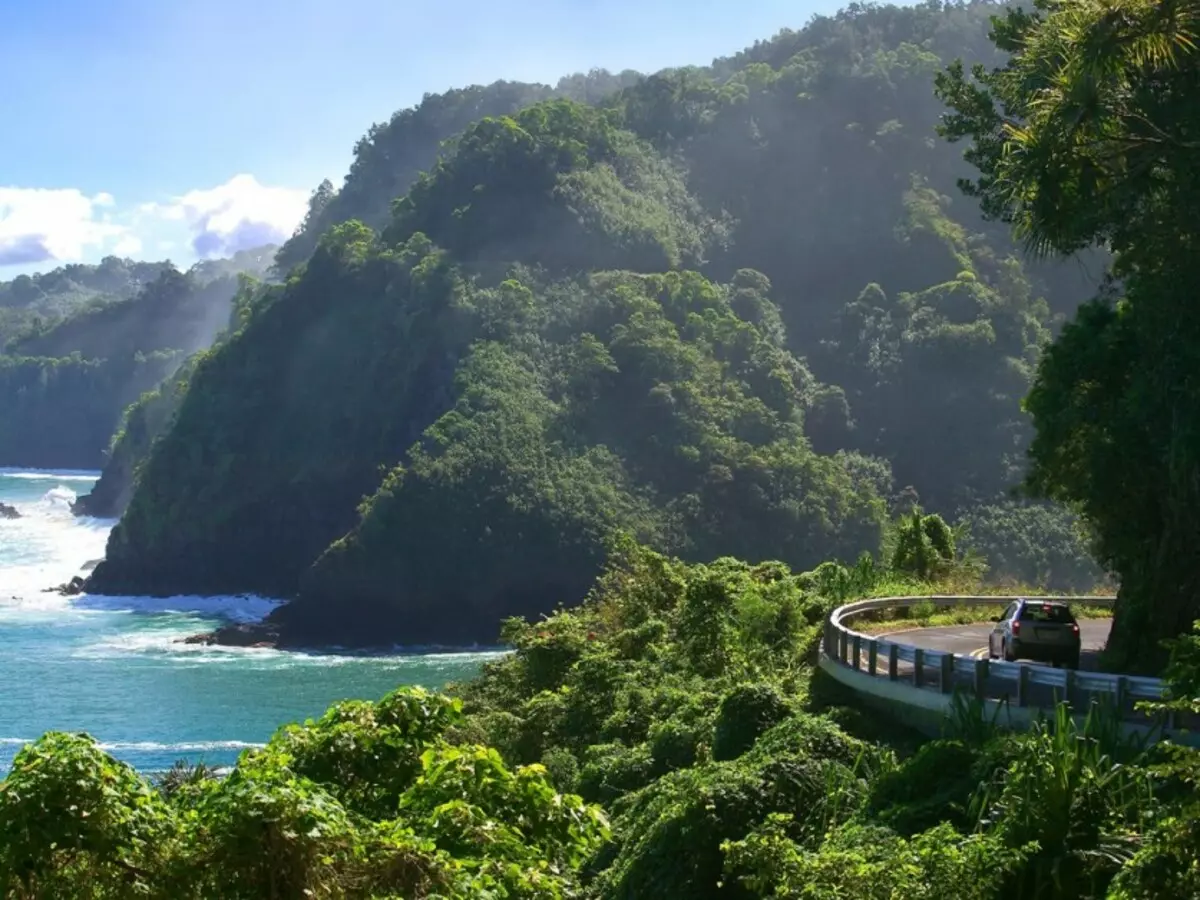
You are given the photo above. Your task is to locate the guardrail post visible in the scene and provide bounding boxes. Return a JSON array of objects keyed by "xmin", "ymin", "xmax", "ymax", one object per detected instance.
[
  {"xmin": 913, "ymin": 649, "xmax": 925, "ymax": 688},
  {"xmin": 1114, "ymin": 676, "xmax": 1127, "ymax": 715},
  {"xmin": 888, "ymin": 645, "xmax": 898, "ymax": 681},
  {"xmin": 940, "ymin": 654, "xmax": 954, "ymax": 694},
  {"xmin": 852, "ymin": 635, "xmax": 862, "ymax": 670},
  {"xmin": 1017, "ymin": 666, "xmax": 1030, "ymax": 707},
  {"xmin": 868, "ymin": 640, "xmax": 878, "ymax": 676},
  {"xmin": 1063, "ymin": 669, "xmax": 1077, "ymax": 709},
  {"xmin": 974, "ymin": 658, "xmax": 989, "ymax": 700}
]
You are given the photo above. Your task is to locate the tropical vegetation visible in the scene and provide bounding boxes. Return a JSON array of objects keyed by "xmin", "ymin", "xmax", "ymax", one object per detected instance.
[
  {"xmin": 936, "ymin": 0, "xmax": 1200, "ymax": 671},
  {"xmin": 2, "ymin": 545, "xmax": 1196, "ymax": 898},
  {"xmin": 82, "ymin": 1, "xmax": 1108, "ymax": 649},
  {"xmin": 4, "ymin": 0, "xmax": 1200, "ymax": 895},
  {"xmin": 0, "ymin": 249, "xmax": 275, "ymax": 471}
]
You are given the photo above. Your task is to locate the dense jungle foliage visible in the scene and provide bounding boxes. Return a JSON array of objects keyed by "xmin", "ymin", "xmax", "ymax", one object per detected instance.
[
  {"xmin": 0, "ymin": 257, "xmax": 170, "ymax": 348},
  {"xmin": 271, "ymin": 71, "xmax": 642, "ymax": 274},
  {"xmin": 0, "ymin": 248, "xmax": 275, "ymax": 471},
  {"xmin": 4, "ymin": 545, "xmax": 1197, "ymax": 898},
  {"xmin": 936, "ymin": 0, "xmax": 1200, "ymax": 671},
  {"xmin": 85, "ymin": 0, "xmax": 1109, "ymax": 646},
  {"xmin": 6, "ymin": 1, "xmax": 1200, "ymax": 895}
]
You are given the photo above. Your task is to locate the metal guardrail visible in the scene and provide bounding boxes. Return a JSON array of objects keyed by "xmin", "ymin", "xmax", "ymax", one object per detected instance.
[{"xmin": 821, "ymin": 595, "xmax": 1181, "ymax": 725}]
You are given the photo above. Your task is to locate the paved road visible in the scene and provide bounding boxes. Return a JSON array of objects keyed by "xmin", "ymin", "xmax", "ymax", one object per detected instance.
[{"xmin": 887, "ymin": 619, "xmax": 1112, "ymax": 670}]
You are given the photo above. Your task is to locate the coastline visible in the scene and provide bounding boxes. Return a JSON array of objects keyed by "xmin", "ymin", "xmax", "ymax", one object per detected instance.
[{"xmin": 176, "ymin": 616, "xmax": 508, "ymax": 656}]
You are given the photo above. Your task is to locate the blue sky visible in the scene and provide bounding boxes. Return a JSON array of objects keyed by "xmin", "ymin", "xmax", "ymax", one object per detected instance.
[{"xmin": 0, "ymin": 0, "xmax": 848, "ymax": 275}]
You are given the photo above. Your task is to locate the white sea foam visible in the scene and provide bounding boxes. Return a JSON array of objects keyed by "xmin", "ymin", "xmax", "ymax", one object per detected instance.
[
  {"xmin": 73, "ymin": 592, "xmax": 283, "ymax": 622},
  {"xmin": 0, "ymin": 737, "xmax": 263, "ymax": 751},
  {"xmin": 1, "ymin": 479, "xmax": 281, "ymax": 626},
  {"xmin": 0, "ymin": 468, "xmax": 100, "ymax": 481}
]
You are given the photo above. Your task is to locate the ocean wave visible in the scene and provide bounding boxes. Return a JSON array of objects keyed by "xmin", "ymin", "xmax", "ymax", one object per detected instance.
[
  {"xmin": 73, "ymin": 592, "xmax": 284, "ymax": 622},
  {"xmin": 75, "ymin": 627, "xmax": 508, "ymax": 667},
  {"xmin": 0, "ymin": 469, "xmax": 100, "ymax": 482},
  {"xmin": 0, "ymin": 490, "xmax": 115, "ymax": 597},
  {"xmin": 0, "ymin": 737, "xmax": 263, "ymax": 751}
]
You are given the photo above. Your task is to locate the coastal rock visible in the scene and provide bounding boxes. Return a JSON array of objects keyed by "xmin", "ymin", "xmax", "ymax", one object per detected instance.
[
  {"xmin": 179, "ymin": 621, "xmax": 279, "ymax": 649},
  {"xmin": 0, "ymin": 502, "xmax": 20, "ymax": 519},
  {"xmin": 44, "ymin": 575, "xmax": 86, "ymax": 596}
]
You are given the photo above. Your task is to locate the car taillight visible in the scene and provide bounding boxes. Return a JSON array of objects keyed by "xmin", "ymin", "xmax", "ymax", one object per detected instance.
[
  {"xmin": 1012, "ymin": 620, "xmax": 1021, "ymax": 635},
  {"xmin": 1071, "ymin": 623, "xmax": 1079, "ymax": 634}
]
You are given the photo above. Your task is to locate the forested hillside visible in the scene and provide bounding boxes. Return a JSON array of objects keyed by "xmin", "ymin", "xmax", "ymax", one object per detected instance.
[
  {"xmin": 4, "ymin": 2, "xmax": 1198, "ymax": 897},
  {"xmin": 88, "ymin": 0, "xmax": 1106, "ymax": 644},
  {"xmin": 0, "ymin": 248, "xmax": 276, "ymax": 471},
  {"xmin": 272, "ymin": 71, "xmax": 642, "ymax": 274},
  {"xmin": 0, "ymin": 256, "xmax": 170, "ymax": 348},
  {"xmin": 9, "ymin": 547, "xmax": 1199, "ymax": 898}
]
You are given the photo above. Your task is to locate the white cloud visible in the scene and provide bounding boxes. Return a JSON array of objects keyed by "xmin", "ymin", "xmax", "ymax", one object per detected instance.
[
  {"xmin": 0, "ymin": 187, "xmax": 127, "ymax": 267},
  {"xmin": 112, "ymin": 235, "xmax": 143, "ymax": 256},
  {"xmin": 147, "ymin": 174, "xmax": 308, "ymax": 258}
]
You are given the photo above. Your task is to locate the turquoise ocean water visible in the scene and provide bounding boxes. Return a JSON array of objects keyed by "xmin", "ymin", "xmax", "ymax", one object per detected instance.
[{"xmin": 0, "ymin": 470, "xmax": 502, "ymax": 773}]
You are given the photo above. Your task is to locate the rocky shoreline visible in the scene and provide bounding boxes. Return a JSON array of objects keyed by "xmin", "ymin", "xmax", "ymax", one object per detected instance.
[
  {"xmin": 0, "ymin": 502, "xmax": 20, "ymax": 519},
  {"xmin": 46, "ymin": 575, "xmax": 86, "ymax": 596},
  {"xmin": 178, "ymin": 621, "xmax": 281, "ymax": 650}
]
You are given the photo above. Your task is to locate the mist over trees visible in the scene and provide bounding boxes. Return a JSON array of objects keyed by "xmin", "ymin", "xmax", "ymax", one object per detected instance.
[
  {"xmin": 3, "ymin": 4, "xmax": 1198, "ymax": 897},
  {"xmin": 937, "ymin": 0, "xmax": 1200, "ymax": 671},
  {"xmin": 0, "ymin": 248, "xmax": 277, "ymax": 470},
  {"xmin": 83, "ymin": 0, "xmax": 1109, "ymax": 644}
]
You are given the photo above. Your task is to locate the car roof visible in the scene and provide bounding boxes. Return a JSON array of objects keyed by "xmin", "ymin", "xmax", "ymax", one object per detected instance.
[{"xmin": 1018, "ymin": 598, "xmax": 1071, "ymax": 606}]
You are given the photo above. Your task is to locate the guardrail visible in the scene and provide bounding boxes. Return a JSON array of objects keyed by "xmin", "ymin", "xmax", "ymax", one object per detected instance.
[{"xmin": 821, "ymin": 595, "xmax": 1187, "ymax": 728}]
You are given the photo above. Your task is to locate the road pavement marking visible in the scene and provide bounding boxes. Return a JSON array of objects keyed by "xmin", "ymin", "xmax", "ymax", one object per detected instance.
[{"xmin": 970, "ymin": 647, "xmax": 989, "ymax": 659}]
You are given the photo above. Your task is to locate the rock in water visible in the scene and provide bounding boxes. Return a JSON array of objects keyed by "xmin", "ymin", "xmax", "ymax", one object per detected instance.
[
  {"xmin": 42, "ymin": 576, "xmax": 86, "ymax": 595},
  {"xmin": 0, "ymin": 503, "xmax": 20, "ymax": 519},
  {"xmin": 177, "ymin": 621, "xmax": 279, "ymax": 649}
]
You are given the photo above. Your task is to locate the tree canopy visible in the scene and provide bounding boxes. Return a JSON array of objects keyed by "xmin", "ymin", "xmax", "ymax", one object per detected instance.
[
  {"xmin": 81, "ymin": 1, "xmax": 1116, "ymax": 643},
  {"xmin": 936, "ymin": 0, "xmax": 1200, "ymax": 671},
  {"xmin": 0, "ymin": 249, "xmax": 276, "ymax": 471}
]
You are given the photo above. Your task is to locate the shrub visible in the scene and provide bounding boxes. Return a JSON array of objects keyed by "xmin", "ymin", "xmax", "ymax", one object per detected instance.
[
  {"xmin": 595, "ymin": 754, "xmax": 864, "ymax": 898},
  {"xmin": 649, "ymin": 719, "xmax": 703, "ymax": 775},
  {"xmin": 0, "ymin": 733, "xmax": 176, "ymax": 897},
  {"xmin": 867, "ymin": 739, "xmax": 980, "ymax": 834},
  {"xmin": 268, "ymin": 686, "xmax": 462, "ymax": 819},
  {"xmin": 713, "ymin": 683, "xmax": 792, "ymax": 762},
  {"xmin": 577, "ymin": 742, "xmax": 657, "ymax": 804},
  {"xmin": 540, "ymin": 746, "xmax": 581, "ymax": 793},
  {"xmin": 750, "ymin": 713, "xmax": 890, "ymax": 775}
]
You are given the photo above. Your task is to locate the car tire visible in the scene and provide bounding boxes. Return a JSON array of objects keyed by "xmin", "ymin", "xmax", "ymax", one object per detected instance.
[
  {"xmin": 1003, "ymin": 640, "xmax": 1015, "ymax": 663},
  {"xmin": 1067, "ymin": 654, "xmax": 1080, "ymax": 670}
]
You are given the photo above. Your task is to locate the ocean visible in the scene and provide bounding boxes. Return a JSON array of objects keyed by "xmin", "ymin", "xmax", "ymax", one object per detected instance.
[{"xmin": 0, "ymin": 469, "xmax": 502, "ymax": 773}]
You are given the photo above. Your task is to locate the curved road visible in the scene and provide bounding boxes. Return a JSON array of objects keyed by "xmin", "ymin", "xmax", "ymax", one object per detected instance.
[{"xmin": 887, "ymin": 619, "xmax": 1112, "ymax": 671}]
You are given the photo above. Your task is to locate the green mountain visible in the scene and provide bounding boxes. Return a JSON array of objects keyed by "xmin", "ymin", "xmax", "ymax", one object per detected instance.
[
  {"xmin": 272, "ymin": 71, "xmax": 642, "ymax": 275},
  {"xmin": 0, "ymin": 256, "xmax": 171, "ymax": 349},
  {"xmin": 0, "ymin": 247, "xmax": 276, "ymax": 472},
  {"xmin": 88, "ymin": 1, "xmax": 1105, "ymax": 643}
]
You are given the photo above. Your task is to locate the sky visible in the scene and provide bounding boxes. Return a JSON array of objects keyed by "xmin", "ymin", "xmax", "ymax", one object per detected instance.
[{"xmin": 0, "ymin": 0, "xmax": 850, "ymax": 277}]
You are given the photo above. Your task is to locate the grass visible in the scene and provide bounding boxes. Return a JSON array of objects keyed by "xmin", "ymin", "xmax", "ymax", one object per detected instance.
[
  {"xmin": 852, "ymin": 601, "xmax": 1114, "ymax": 636},
  {"xmin": 831, "ymin": 570, "xmax": 1116, "ymax": 635}
]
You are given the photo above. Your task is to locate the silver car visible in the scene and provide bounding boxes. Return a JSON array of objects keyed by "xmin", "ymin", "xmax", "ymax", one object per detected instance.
[{"xmin": 988, "ymin": 598, "xmax": 1082, "ymax": 669}]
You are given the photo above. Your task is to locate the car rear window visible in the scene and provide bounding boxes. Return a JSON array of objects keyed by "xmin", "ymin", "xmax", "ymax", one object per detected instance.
[{"xmin": 1019, "ymin": 604, "xmax": 1076, "ymax": 624}]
